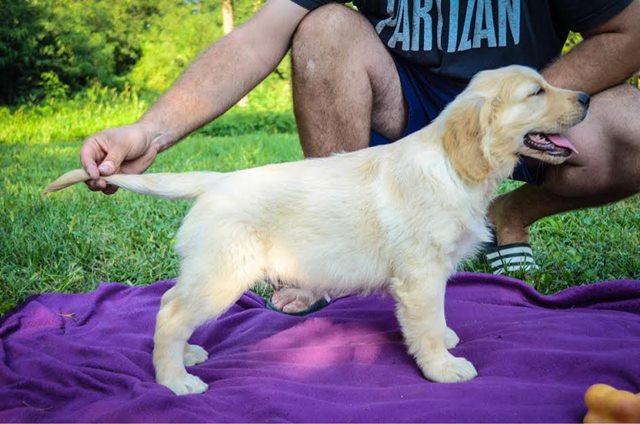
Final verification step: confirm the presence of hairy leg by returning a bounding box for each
[490,84,640,245]
[292,3,406,156]
[271,3,407,313]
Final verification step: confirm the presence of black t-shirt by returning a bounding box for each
[290,0,632,82]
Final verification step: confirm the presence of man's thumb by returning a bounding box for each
[98,159,118,176]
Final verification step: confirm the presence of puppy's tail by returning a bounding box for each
[42,169,225,200]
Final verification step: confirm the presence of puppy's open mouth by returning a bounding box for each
[524,133,578,157]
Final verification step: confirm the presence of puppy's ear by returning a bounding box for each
[442,97,491,185]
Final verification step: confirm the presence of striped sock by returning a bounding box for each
[485,243,539,275]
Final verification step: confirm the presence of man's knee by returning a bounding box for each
[547,83,640,196]
[293,4,359,48]
[291,4,366,76]
[591,83,640,156]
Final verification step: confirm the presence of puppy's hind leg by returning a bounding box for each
[157,287,208,366]
[152,268,251,395]
[391,267,477,383]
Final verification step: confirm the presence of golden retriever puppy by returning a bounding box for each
[44,65,589,395]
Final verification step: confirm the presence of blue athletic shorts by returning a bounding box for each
[369,56,547,184]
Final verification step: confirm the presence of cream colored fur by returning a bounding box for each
[44,66,588,395]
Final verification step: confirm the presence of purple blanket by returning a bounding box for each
[1,273,639,422]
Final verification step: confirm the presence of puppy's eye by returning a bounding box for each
[530,87,546,97]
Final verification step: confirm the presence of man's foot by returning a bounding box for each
[268,287,331,315]
[485,195,539,275]
[485,242,539,275]
[488,193,531,246]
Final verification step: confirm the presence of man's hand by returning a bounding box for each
[80,124,159,195]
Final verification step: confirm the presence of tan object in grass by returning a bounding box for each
[584,384,640,423]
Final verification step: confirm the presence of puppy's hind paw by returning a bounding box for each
[184,343,209,366]
[161,373,208,395]
[422,355,477,383]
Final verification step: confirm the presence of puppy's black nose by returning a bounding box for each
[578,92,590,108]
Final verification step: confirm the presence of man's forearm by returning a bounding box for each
[137,30,283,152]
[543,1,640,94]
[543,32,640,94]
[136,0,308,153]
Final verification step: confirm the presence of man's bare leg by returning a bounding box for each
[489,84,640,246]
[292,4,406,155]
[270,4,407,313]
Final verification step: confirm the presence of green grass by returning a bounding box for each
[1,91,639,316]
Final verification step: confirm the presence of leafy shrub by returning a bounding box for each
[127,1,224,93]
[0,0,153,104]
[0,1,43,104]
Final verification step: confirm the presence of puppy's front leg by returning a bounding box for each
[391,270,477,383]
[444,327,460,349]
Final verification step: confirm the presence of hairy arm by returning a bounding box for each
[137,0,309,152]
[543,0,640,94]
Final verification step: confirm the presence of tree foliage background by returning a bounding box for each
[0,0,264,105]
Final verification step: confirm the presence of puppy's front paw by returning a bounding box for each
[160,373,208,395]
[444,327,460,349]
[421,355,477,383]
[184,344,208,366]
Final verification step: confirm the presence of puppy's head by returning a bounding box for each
[442,65,589,185]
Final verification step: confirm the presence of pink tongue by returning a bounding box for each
[547,134,578,154]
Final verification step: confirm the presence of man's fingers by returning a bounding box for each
[98,160,116,176]
[79,126,154,195]
[103,185,119,195]
[85,178,105,191]
[119,148,157,175]
[98,148,128,176]
[86,180,101,191]
[80,142,102,180]
[85,178,118,195]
